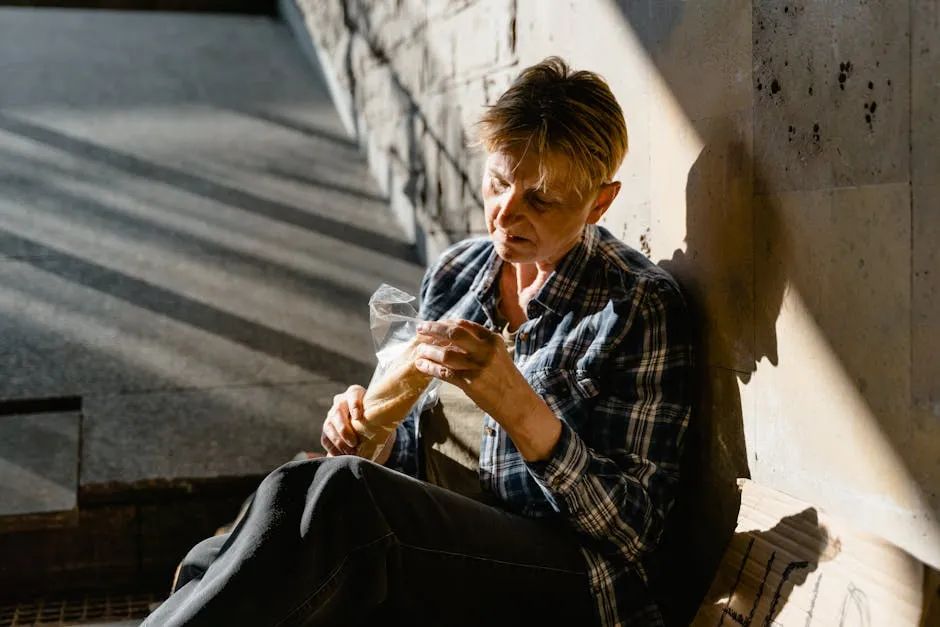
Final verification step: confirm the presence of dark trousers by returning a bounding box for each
[142,456,598,627]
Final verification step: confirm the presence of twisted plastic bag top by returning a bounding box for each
[369,283,423,372]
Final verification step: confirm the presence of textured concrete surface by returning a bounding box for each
[81,381,336,488]
[913,0,940,411]
[753,0,910,192]
[0,412,79,519]
[914,184,940,412]
[0,7,424,501]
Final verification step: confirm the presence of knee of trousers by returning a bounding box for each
[259,455,387,518]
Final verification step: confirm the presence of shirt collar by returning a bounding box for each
[471,225,600,319]
[532,225,599,315]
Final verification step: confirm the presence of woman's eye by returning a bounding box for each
[490,178,508,193]
[529,196,553,212]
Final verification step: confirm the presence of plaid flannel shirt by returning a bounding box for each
[386,224,693,627]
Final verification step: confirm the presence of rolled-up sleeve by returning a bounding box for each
[525,280,693,565]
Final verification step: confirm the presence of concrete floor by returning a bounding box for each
[0,7,424,519]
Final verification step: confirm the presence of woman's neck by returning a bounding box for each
[498,262,552,329]
[507,262,551,297]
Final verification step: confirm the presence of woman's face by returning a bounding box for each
[482,149,618,267]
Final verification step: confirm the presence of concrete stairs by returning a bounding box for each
[0,5,423,612]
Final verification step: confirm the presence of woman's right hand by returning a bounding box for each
[320,385,366,456]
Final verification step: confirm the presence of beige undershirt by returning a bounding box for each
[422,323,517,502]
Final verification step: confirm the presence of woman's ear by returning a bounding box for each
[586,181,621,224]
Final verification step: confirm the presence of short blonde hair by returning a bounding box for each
[474,57,628,199]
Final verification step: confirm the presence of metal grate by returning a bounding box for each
[0,592,158,626]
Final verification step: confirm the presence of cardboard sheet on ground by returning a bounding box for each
[691,479,926,626]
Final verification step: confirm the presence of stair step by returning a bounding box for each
[0,411,80,533]
[0,485,252,599]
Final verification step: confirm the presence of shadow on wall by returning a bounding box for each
[652,133,789,626]
[706,508,833,626]
[610,0,936,623]
[335,0,487,250]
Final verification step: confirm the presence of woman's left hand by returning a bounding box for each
[414,319,536,426]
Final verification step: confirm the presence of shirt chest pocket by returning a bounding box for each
[528,368,600,430]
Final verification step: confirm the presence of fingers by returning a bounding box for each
[417,320,497,365]
[321,390,362,456]
[334,406,360,451]
[415,343,479,370]
[344,385,366,424]
[414,356,472,384]
[413,341,482,385]
[320,423,343,456]
[418,319,492,344]
[453,319,494,339]
[322,416,355,455]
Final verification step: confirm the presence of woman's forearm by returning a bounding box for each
[501,389,563,462]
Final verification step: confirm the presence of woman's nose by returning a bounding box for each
[495,188,524,225]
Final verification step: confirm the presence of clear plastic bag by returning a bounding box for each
[352,284,441,461]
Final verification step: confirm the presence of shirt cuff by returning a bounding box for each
[525,421,591,495]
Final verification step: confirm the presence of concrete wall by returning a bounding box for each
[287,0,939,617]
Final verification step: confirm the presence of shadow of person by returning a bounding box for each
[649,130,790,626]
[705,508,836,626]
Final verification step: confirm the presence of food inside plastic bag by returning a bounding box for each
[352,284,439,461]
[353,338,432,459]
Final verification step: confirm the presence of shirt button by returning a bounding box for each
[484,426,497,437]
[519,332,528,341]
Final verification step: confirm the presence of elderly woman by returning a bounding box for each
[145,57,692,627]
